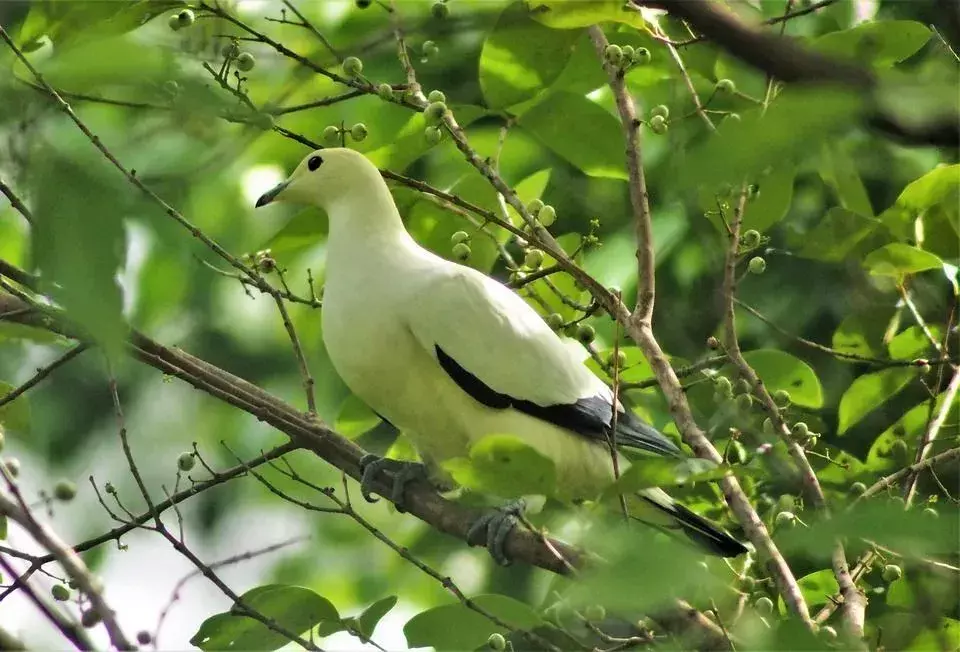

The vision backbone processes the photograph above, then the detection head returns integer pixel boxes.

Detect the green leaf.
[335,394,381,440]
[797,207,882,262]
[443,434,557,499]
[878,164,960,245]
[889,325,942,360]
[907,618,960,651]
[837,368,915,434]
[519,91,627,179]
[679,88,863,190]
[529,0,649,30]
[811,21,931,68]
[742,166,794,232]
[18,0,183,49]
[605,457,730,496]
[190,585,339,651]
[356,595,397,638]
[867,392,957,472]
[0,382,31,437]
[863,243,943,278]
[404,594,542,650]
[819,144,873,216]
[740,350,823,408]
[365,104,487,171]
[479,2,582,109]
[778,569,839,615]
[831,309,894,357]
[0,322,66,345]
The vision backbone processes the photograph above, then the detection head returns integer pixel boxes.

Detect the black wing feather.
[435,345,681,458]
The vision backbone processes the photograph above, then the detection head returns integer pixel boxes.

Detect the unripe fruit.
[891,439,908,456]
[422,41,439,58]
[584,604,606,621]
[323,125,341,145]
[735,393,753,411]
[177,452,196,472]
[524,249,544,269]
[4,458,19,477]
[177,9,195,27]
[742,229,761,249]
[137,631,152,645]
[377,83,394,100]
[748,256,766,274]
[621,45,635,60]
[546,313,564,330]
[427,89,446,103]
[168,14,182,30]
[603,44,623,66]
[820,625,837,642]
[527,198,544,215]
[632,47,651,65]
[791,422,809,437]
[740,575,756,590]
[714,376,733,396]
[451,231,470,244]
[236,52,256,72]
[452,242,471,261]
[882,564,902,582]
[81,609,101,628]
[51,584,70,601]
[716,78,736,94]
[254,113,275,130]
[650,104,669,119]
[342,56,363,78]
[350,123,368,141]
[735,378,751,395]
[538,205,556,227]
[754,596,773,616]
[487,633,506,650]
[773,389,790,406]
[222,41,241,58]
[706,335,720,349]
[424,126,443,145]
[607,350,627,369]
[105,481,116,494]
[775,511,796,527]
[649,114,667,134]
[850,481,866,495]
[424,101,447,125]
[53,480,77,501]
[576,323,595,344]
[431,1,449,18]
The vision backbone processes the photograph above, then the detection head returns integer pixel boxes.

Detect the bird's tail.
[626,488,748,558]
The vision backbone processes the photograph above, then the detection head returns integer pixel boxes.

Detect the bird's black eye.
[307,155,323,171]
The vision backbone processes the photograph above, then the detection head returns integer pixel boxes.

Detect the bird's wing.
[403,267,681,457]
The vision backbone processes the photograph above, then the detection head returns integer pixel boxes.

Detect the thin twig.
[0,344,88,409]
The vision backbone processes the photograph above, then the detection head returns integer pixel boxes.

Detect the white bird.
[256,148,746,561]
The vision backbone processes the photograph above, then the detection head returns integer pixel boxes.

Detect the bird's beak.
[255,179,290,208]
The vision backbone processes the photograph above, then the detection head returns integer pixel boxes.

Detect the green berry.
[546,313,564,330]
[51,584,70,601]
[735,378,751,395]
[716,78,736,94]
[777,494,795,512]
[774,389,791,406]
[431,1,449,18]
[177,452,196,472]
[891,439,908,456]
[177,9,195,27]
[740,575,756,590]
[527,198,544,215]
[649,114,667,135]
[4,458,19,477]
[524,249,544,269]
[424,101,447,125]
[735,393,753,411]
[422,41,439,58]
[452,242,471,262]
[775,510,796,527]
[538,204,556,227]
[255,113,275,130]
[350,123,368,142]
[922,506,938,518]
[427,89,446,103]
[221,41,240,58]
[137,631,152,645]
[424,126,443,145]
[714,376,733,396]
[236,52,256,72]
[377,83,394,100]
[621,45,635,60]
[584,604,606,621]
[53,480,77,502]
[81,609,101,628]
[603,44,623,66]
[632,47,651,65]
[323,125,341,146]
[168,14,182,30]
[576,323,595,344]
[706,335,720,349]
[850,481,867,495]
[650,104,669,120]
[791,422,809,437]
[487,633,506,651]
[748,256,766,274]
[607,349,627,369]
[342,56,363,78]
[451,231,470,245]
[881,564,902,582]
[754,596,773,616]
[104,481,116,494]
[742,229,761,249]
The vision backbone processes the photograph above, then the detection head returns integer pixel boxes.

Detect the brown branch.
[0,176,33,225]
[854,446,960,505]
[0,344,88,409]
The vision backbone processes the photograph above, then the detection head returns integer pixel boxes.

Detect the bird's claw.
[358,455,427,512]
[467,499,526,566]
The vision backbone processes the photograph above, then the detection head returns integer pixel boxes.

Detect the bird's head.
[255,148,383,213]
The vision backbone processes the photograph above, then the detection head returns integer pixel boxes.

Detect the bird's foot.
[358,454,427,512]
[467,499,526,566]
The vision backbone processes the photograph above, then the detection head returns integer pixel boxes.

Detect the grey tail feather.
[639,496,749,558]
